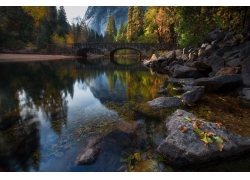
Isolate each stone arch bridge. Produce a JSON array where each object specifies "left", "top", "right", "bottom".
[{"left": 73, "top": 42, "right": 172, "bottom": 57}]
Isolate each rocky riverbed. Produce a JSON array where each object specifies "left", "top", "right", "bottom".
[{"left": 142, "top": 28, "right": 250, "bottom": 167}]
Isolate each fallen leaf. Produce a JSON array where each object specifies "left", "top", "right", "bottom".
[
  {"left": 180, "top": 125, "right": 187, "bottom": 133},
  {"left": 193, "top": 128, "right": 204, "bottom": 138},
  {"left": 220, "top": 134, "right": 229, "bottom": 142},
  {"left": 201, "top": 133, "right": 209, "bottom": 147},
  {"left": 191, "top": 117, "right": 196, "bottom": 121},
  {"left": 216, "top": 141, "right": 224, "bottom": 152},
  {"left": 184, "top": 116, "right": 191, "bottom": 121},
  {"left": 177, "top": 111, "right": 183, "bottom": 116},
  {"left": 213, "top": 136, "right": 224, "bottom": 151},
  {"left": 199, "top": 118, "right": 206, "bottom": 123},
  {"left": 205, "top": 130, "right": 216, "bottom": 137},
  {"left": 193, "top": 122, "right": 198, "bottom": 129},
  {"left": 216, "top": 122, "right": 223, "bottom": 128},
  {"left": 194, "top": 128, "right": 213, "bottom": 147},
  {"left": 207, "top": 137, "right": 213, "bottom": 144}
]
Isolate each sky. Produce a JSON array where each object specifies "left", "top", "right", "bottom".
[{"left": 60, "top": 6, "right": 88, "bottom": 24}]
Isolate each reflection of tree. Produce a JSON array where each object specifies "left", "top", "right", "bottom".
[
  {"left": 0, "top": 61, "right": 76, "bottom": 171},
  {"left": 106, "top": 70, "right": 117, "bottom": 92},
  {"left": 15, "top": 61, "right": 73, "bottom": 136},
  {"left": 40, "top": 90, "right": 68, "bottom": 135},
  {"left": 0, "top": 118, "right": 41, "bottom": 171}
]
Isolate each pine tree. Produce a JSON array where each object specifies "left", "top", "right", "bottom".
[
  {"left": 116, "top": 22, "right": 127, "bottom": 42},
  {"left": 132, "top": 6, "right": 144, "bottom": 41},
  {"left": 57, "top": 6, "right": 69, "bottom": 37},
  {"left": 105, "top": 14, "right": 117, "bottom": 42},
  {"left": 127, "top": 6, "right": 134, "bottom": 42}
]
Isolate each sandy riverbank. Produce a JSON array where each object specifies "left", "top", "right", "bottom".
[{"left": 0, "top": 53, "right": 80, "bottom": 62}]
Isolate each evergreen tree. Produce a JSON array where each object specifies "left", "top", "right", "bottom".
[
  {"left": 105, "top": 14, "right": 117, "bottom": 42},
  {"left": 57, "top": 6, "right": 70, "bottom": 37},
  {"left": 127, "top": 6, "right": 134, "bottom": 42},
  {"left": 0, "top": 6, "right": 34, "bottom": 49},
  {"left": 132, "top": 6, "right": 144, "bottom": 41},
  {"left": 116, "top": 22, "right": 127, "bottom": 42},
  {"left": 47, "top": 6, "right": 57, "bottom": 32}
]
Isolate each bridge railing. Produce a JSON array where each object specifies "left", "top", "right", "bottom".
[{"left": 73, "top": 42, "right": 172, "bottom": 51}]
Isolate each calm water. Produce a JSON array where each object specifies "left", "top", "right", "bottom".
[{"left": 1, "top": 57, "right": 250, "bottom": 172}]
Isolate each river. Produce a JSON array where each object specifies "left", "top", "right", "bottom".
[{"left": 1, "top": 57, "right": 250, "bottom": 172}]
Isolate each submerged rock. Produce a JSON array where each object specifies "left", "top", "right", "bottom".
[
  {"left": 133, "top": 159, "right": 166, "bottom": 172},
  {"left": 75, "top": 135, "right": 102, "bottom": 165},
  {"left": 157, "top": 109, "right": 250, "bottom": 166}
]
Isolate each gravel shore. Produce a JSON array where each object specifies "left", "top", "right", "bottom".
[{"left": 0, "top": 53, "right": 77, "bottom": 62}]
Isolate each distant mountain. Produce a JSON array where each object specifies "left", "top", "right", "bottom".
[{"left": 83, "top": 6, "right": 128, "bottom": 36}]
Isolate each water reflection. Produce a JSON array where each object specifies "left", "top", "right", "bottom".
[
  {"left": 2, "top": 57, "right": 250, "bottom": 171},
  {"left": 0, "top": 57, "right": 166, "bottom": 172}
]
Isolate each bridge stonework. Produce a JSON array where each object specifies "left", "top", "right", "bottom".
[{"left": 73, "top": 43, "right": 171, "bottom": 57}]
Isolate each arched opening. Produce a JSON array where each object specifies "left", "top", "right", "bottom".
[
  {"left": 76, "top": 48, "right": 104, "bottom": 57},
  {"left": 110, "top": 48, "right": 141, "bottom": 58}
]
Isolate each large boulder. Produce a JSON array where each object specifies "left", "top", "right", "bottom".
[
  {"left": 226, "top": 58, "right": 241, "bottom": 67},
  {"left": 147, "top": 97, "right": 182, "bottom": 109},
  {"left": 190, "top": 61, "right": 212, "bottom": 72},
  {"left": 173, "top": 65, "right": 203, "bottom": 79},
  {"left": 150, "top": 53, "right": 160, "bottom": 61},
  {"left": 157, "top": 109, "right": 250, "bottom": 166},
  {"left": 239, "top": 44, "right": 250, "bottom": 60},
  {"left": 191, "top": 74, "right": 242, "bottom": 92},
  {"left": 181, "top": 86, "right": 205, "bottom": 104},
  {"left": 215, "top": 67, "right": 239, "bottom": 76},
  {"left": 158, "top": 50, "right": 176, "bottom": 66},
  {"left": 204, "top": 28, "right": 225, "bottom": 43},
  {"left": 206, "top": 54, "right": 225, "bottom": 76},
  {"left": 242, "top": 57, "right": 250, "bottom": 86}
]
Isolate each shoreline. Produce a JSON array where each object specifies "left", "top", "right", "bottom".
[{"left": 0, "top": 53, "right": 81, "bottom": 62}]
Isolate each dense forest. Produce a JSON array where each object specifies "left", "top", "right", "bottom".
[{"left": 0, "top": 6, "right": 250, "bottom": 53}]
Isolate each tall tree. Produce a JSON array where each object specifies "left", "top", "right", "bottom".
[
  {"left": 126, "top": 6, "right": 134, "bottom": 42},
  {"left": 105, "top": 14, "right": 117, "bottom": 42},
  {"left": 57, "top": 6, "right": 70, "bottom": 37},
  {"left": 46, "top": 6, "right": 57, "bottom": 32},
  {"left": 143, "top": 7, "right": 175, "bottom": 44},
  {"left": 132, "top": 6, "right": 144, "bottom": 41},
  {"left": 116, "top": 22, "right": 127, "bottom": 42},
  {"left": 22, "top": 6, "right": 47, "bottom": 49}
]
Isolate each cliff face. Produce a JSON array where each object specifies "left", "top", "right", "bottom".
[{"left": 83, "top": 6, "right": 128, "bottom": 36}]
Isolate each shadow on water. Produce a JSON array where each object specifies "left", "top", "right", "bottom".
[{"left": 1, "top": 57, "right": 250, "bottom": 172}]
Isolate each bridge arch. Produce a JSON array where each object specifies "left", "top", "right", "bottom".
[
  {"left": 76, "top": 47, "right": 104, "bottom": 57},
  {"left": 109, "top": 47, "right": 141, "bottom": 58}
]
